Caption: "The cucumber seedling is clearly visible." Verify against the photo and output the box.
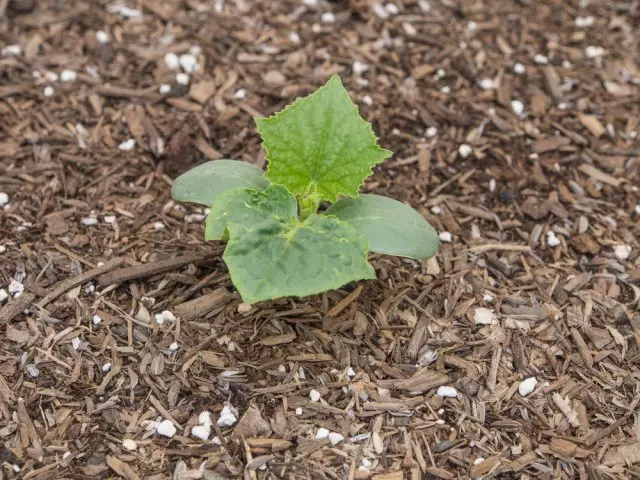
[172,75,439,304]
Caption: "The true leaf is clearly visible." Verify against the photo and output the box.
[171,160,269,206]
[256,74,392,203]
[224,214,376,304]
[205,185,297,241]
[325,194,439,260]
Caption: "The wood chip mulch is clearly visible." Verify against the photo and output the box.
[1,1,639,478]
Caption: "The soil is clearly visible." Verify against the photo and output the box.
[1,1,640,479]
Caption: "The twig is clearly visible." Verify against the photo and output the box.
[37,258,124,307]
[98,250,220,286]
[0,293,35,324]
[173,287,231,321]
[467,244,531,254]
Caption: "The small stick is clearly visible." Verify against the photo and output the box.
[327,285,363,317]
[98,250,220,286]
[173,287,231,321]
[570,328,593,368]
[37,258,125,307]
[467,244,531,254]
[0,293,35,324]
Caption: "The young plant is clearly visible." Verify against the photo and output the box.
[172,75,439,304]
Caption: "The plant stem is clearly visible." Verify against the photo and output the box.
[299,193,320,221]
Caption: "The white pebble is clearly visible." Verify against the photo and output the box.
[155,313,165,325]
[44,86,54,97]
[614,245,632,261]
[315,427,330,440]
[295,407,303,415]
[437,386,458,398]
[45,71,59,82]
[103,215,116,224]
[489,178,496,192]
[159,84,171,94]
[546,231,561,247]
[2,45,21,56]
[562,60,572,69]
[513,63,525,75]
[176,73,190,85]
[191,424,211,440]
[26,364,39,377]
[298,366,306,380]
[0,245,5,253]
[92,314,102,326]
[154,221,165,230]
[198,411,213,427]
[575,16,595,27]
[8,279,24,297]
[418,0,431,11]
[118,139,136,151]
[303,0,317,5]
[346,366,356,378]
[373,3,389,19]
[402,22,417,36]
[467,21,478,31]
[309,389,322,402]
[478,78,494,90]
[426,126,438,137]
[438,231,452,243]
[474,307,497,325]
[156,419,177,437]
[162,310,176,322]
[122,439,137,451]
[440,86,450,93]
[12,464,20,473]
[0,289,7,302]
[518,377,537,396]
[458,144,472,158]
[328,432,345,445]
[0,192,8,206]
[511,100,524,116]
[534,54,548,65]
[179,54,199,73]
[321,12,335,23]
[585,46,604,58]
[189,45,202,56]
[217,405,238,427]
[71,337,81,350]
[82,217,98,226]
[557,102,568,110]
[60,70,77,82]
[169,342,179,351]
[102,362,112,372]
[385,2,399,15]
[353,61,369,75]
[289,32,301,43]
[164,52,180,70]
[474,457,485,465]
[96,31,110,44]
[635,204,640,215]
[362,95,373,106]
[234,88,246,100]
[107,3,142,18]
[483,293,494,303]
[430,206,442,215]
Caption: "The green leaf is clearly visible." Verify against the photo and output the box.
[171,160,269,206]
[325,194,439,260]
[205,185,298,241]
[224,214,376,304]
[256,74,392,203]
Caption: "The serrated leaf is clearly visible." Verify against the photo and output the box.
[224,214,376,304]
[171,160,269,206]
[325,194,439,260]
[256,74,392,203]
[205,185,298,241]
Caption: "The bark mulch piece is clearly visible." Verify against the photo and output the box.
[0,0,639,478]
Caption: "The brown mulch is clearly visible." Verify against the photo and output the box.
[1,0,640,478]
